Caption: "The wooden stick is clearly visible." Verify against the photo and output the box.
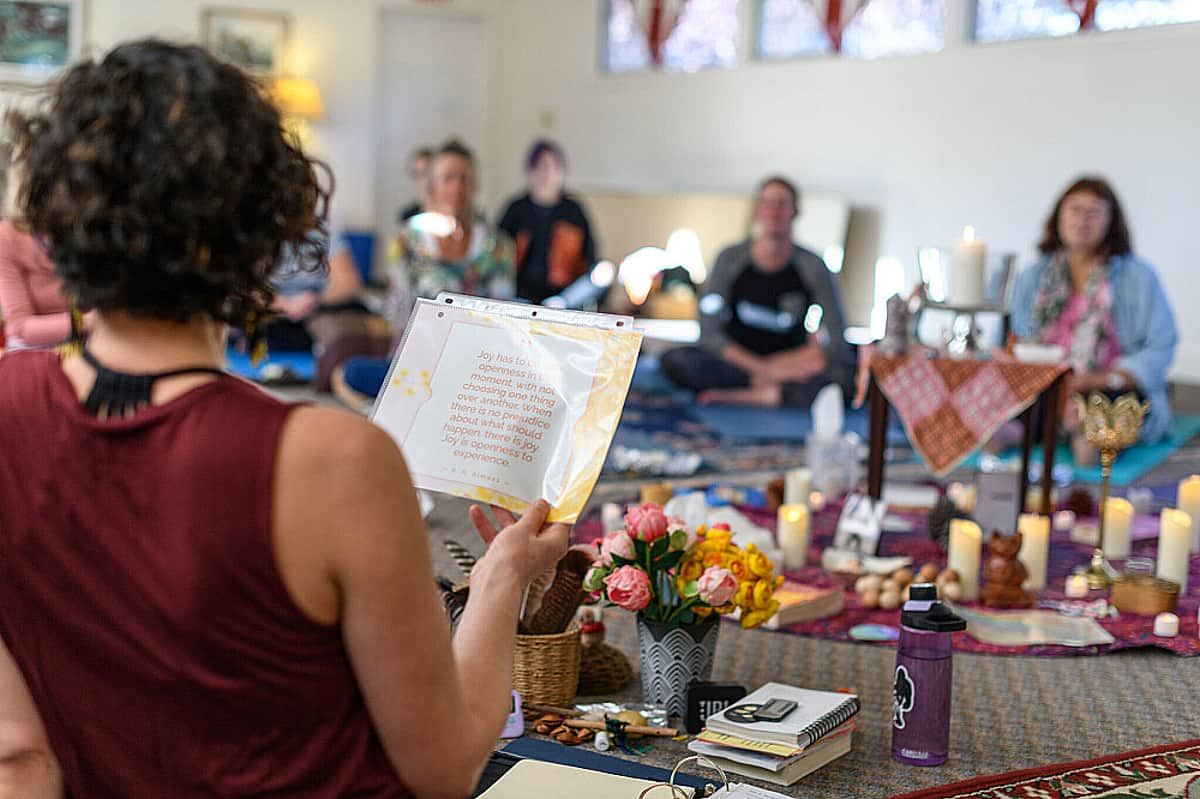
[563,719,682,738]
[523,702,583,718]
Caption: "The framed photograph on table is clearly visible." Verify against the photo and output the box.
[201,7,289,76]
[0,0,87,85]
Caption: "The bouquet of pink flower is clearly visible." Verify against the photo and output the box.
[583,502,783,629]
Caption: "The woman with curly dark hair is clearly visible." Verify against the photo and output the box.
[0,40,567,798]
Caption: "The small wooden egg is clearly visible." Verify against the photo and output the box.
[878,590,902,611]
[855,576,875,595]
[940,582,963,602]
[860,589,880,609]
[881,578,900,594]
[892,567,914,587]
[918,563,940,583]
[937,568,960,585]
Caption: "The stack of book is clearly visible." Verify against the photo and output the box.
[687,682,859,786]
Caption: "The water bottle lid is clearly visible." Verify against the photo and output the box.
[902,583,967,632]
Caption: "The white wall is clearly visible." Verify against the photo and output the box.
[482,1,1200,381]
[0,0,384,228]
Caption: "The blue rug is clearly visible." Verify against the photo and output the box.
[962,413,1200,486]
[224,348,316,383]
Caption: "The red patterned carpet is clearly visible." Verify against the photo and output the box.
[888,740,1200,799]
[575,499,1200,656]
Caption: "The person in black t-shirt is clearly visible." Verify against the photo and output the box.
[497,140,596,304]
[660,176,854,408]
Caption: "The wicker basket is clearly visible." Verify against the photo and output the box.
[512,623,582,706]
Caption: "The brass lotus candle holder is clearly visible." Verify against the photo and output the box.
[1075,392,1150,589]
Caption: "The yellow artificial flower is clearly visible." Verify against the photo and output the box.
[741,599,780,630]
[705,529,733,546]
[733,581,755,609]
[678,559,703,585]
[747,550,775,579]
[712,602,736,616]
[693,605,714,618]
[703,552,725,568]
[753,579,778,609]
[728,558,749,581]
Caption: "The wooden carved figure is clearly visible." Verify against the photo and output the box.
[981,530,1034,608]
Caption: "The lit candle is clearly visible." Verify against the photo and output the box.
[1017,514,1050,592]
[809,491,826,512]
[947,519,982,600]
[602,502,624,534]
[1102,498,1134,561]
[1064,574,1089,599]
[777,504,811,571]
[784,468,812,507]
[949,225,986,306]
[1177,476,1200,553]
[948,482,976,514]
[1157,508,1192,595]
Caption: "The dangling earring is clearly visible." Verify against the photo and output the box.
[58,299,85,357]
[244,309,268,366]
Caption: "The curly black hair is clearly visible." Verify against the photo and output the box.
[7,39,331,325]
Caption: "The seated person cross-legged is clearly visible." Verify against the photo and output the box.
[1009,176,1177,465]
[660,176,854,407]
[0,40,568,799]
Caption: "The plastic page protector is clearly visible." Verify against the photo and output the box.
[372,298,641,523]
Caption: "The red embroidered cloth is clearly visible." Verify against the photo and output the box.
[575,500,1200,657]
[871,353,1069,476]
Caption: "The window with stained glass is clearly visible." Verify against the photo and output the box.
[605,0,740,74]
[975,0,1200,43]
[758,0,943,61]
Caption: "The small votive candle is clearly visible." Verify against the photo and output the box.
[1177,475,1200,553]
[1157,508,1192,595]
[1065,574,1090,599]
[1053,510,1076,532]
[784,468,813,507]
[948,483,976,514]
[1102,497,1134,561]
[1153,612,1179,638]
[947,519,982,600]
[601,502,624,534]
[809,491,826,512]
[1017,514,1050,592]
[777,504,811,571]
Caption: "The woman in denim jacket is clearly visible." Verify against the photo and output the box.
[1010,177,1177,461]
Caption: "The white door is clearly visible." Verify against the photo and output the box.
[373,10,488,279]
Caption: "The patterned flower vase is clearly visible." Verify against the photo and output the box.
[635,615,719,718]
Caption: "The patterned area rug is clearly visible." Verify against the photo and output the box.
[574,500,1200,656]
[888,740,1200,799]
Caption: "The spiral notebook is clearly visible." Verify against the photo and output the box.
[705,683,860,748]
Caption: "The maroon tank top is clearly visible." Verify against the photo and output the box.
[0,351,411,798]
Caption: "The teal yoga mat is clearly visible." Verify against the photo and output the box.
[962,413,1200,486]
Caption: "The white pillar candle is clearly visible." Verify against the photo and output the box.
[949,225,986,306]
[1102,498,1134,561]
[601,502,624,534]
[1017,514,1050,592]
[1157,508,1192,595]
[784,468,813,507]
[947,519,982,601]
[777,504,811,571]
[1177,476,1200,553]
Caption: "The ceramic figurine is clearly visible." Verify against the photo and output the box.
[981,531,1034,608]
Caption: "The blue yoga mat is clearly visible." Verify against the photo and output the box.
[962,413,1200,486]
[692,403,910,447]
[224,348,316,383]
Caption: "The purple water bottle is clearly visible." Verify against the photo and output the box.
[891,583,966,766]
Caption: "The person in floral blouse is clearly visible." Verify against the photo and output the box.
[1010,176,1177,464]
